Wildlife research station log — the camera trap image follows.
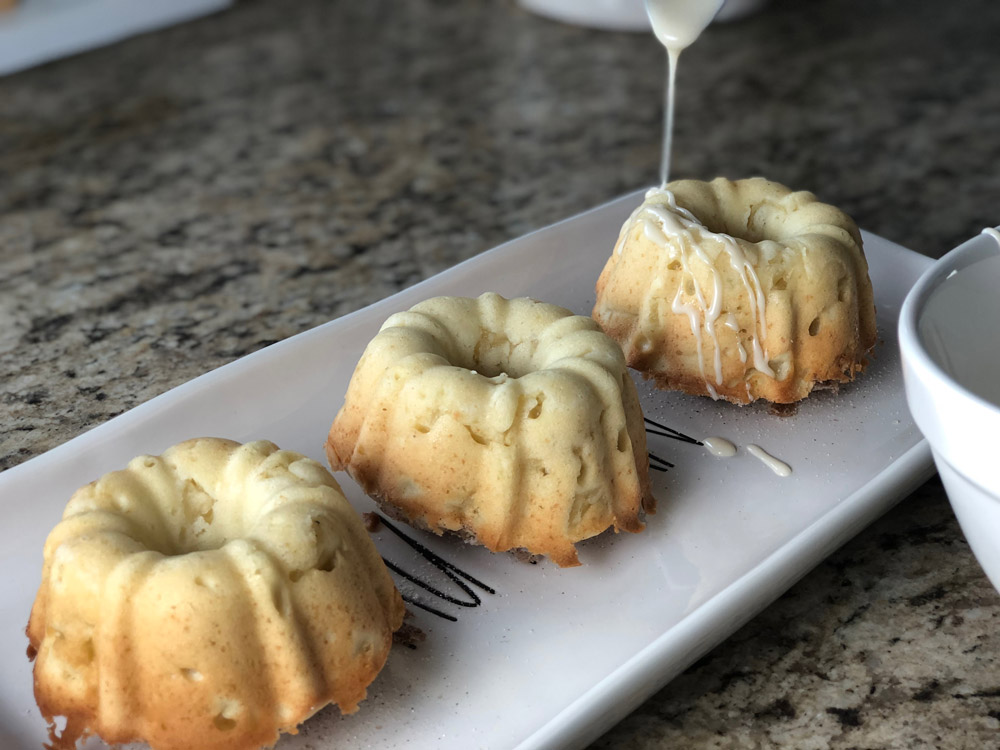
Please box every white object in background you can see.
[715,0,770,22]
[517,0,767,31]
[899,227,1000,593]
[0,0,232,77]
[518,0,650,31]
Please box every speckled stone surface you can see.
[2,0,1000,747]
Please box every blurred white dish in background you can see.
[899,227,1000,593]
[715,0,770,22]
[0,0,231,76]
[517,0,768,31]
[518,0,650,31]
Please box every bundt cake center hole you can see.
[693,207,770,243]
[463,331,536,379]
[681,207,751,241]
[166,476,227,554]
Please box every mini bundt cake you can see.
[27,438,405,750]
[326,292,655,568]
[592,177,877,404]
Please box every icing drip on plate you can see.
[703,436,737,457]
[642,420,791,476]
[747,444,792,477]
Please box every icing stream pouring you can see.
[645,0,725,184]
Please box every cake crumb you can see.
[511,548,541,565]
[768,402,799,418]
[363,512,382,532]
[393,621,426,650]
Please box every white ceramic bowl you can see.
[516,0,768,31]
[899,229,1000,591]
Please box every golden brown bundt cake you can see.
[326,292,655,567]
[27,438,404,750]
[593,177,877,404]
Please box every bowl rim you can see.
[899,229,1000,492]
[899,229,1000,418]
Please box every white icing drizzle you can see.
[723,313,747,363]
[982,226,1000,247]
[620,186,774,399]
[703,436,737,458]
[641,2,756,399]
[661,48,679,185]
[747,444,792,477]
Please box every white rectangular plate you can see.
[0,192,934,750]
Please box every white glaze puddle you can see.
[703,436,737,457]
[746,444,792,477]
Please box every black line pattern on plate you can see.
[644,416,703,446]
[644,416,710,472]
[648,451,674,471]
[376,514,496,622]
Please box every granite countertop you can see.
[3,0,1000,747]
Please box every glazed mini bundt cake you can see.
[592,177,877,404]
[326,292,655,568]
[27,438,405,750]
